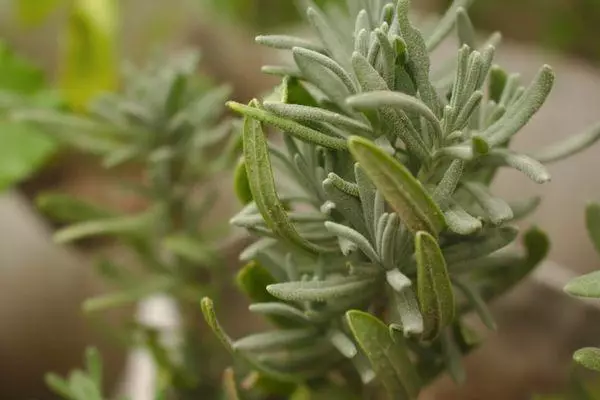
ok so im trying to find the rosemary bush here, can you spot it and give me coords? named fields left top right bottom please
left=23, top=51, right=240, bottom=398
left=202, top=0, right=600, bottom=398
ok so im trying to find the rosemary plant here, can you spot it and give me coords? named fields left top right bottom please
left=565, top=202, right=600, bottom=373
left=25, top=51, right=239, bottom=398
left=202, top=0, right=600, bottom=398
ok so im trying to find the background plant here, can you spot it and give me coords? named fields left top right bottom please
left=202, top=0, right=600, bottom=398
left=21, top=50, right=241, bottom=399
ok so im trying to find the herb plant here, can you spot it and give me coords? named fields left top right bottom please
left=202, top=0, right=600, bottom=398
left=29, top=51, right=240, bottom=399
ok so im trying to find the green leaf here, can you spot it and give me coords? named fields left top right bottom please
left=574, top=348, right=600, bottom=372
left=162, top=235, right=217, bottom=265
left=45, top=373, right=74, bottom=400
left=53, top=210, right=156, bottom=244
left=488, top=65, right=507, bottom=103
left=564, top=271, right=600, bottom=299
left=443, top=226, right=518, bottom=265
left=60, top=0, right=119, bottom=111
left=69, top=371, right=102, bottom=400
left=36, top=193, right=114, bottom=223
left=453, top=279, right=497, bottom=330
left=16, top=0, right=66, bottom=26
left=83, top=277, right=176, bottom=313
left=416, top=231, right=455, bottom=341
left=346, top=310, right=421, bottom=399
left=348, top=136, right=446, bottom=235
left=279, top=76, right=319, bottom=106
left=324, top=221, right=379, bottom=263
left=440, top=331, right=466, bottom=384
left=531, top=122, right=600, bottom=164
left=239, top=108, right=332, bottom=254
left=233, top=157, right=253, bottom=205
left=236, top=262, right=279, bottom=303
left=233, top=328, right=318, bottom=352
left=461, top=182, right=513, bottom=225
left=84, top=348, right=103, bottom=388
left=0, top=121, right=57, bottom=191
left=486, top=149, right=551, bottom=184
left=201, top=297, right=235, bottom=353
left=267, top=275, right=377, bottom=302
left=586, top=202, right=600, bottom=255
left=256, top=35, right=325, bottom=53
left=229, top=101, right=348, bottom=151
left=426, top=0, right=475, bottom=51
left=391, top=287, right=424, bottom=337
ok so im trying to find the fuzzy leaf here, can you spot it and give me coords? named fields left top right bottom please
left=488, top=65, right=507, bottom=103
left=346, top=310, right=421, bottom=399
left=426, top=0, right=475, bottom=51
left=486, top=149, right=551, bottom=184
left=256, top=35, right=325, bottom=53
left=163, top=235, right=217, bottom=265
left=392, top=288, right=424, bottom=337
left=443, top=226, right=518, bottom=265
left=348, top=136, right=446, bottom=235
left=416, top=231, right=455, bottom=341
left=456, top=7, right=476, bottom=48
left=433, top=160, right=464, bottom=207
left=565, top=271, right=600, bottom=299
left=240, top=109, right=332, bottom=254
left=249, top=303, right=311, bottom=325
left=234, top=329, right=318, bottom=352
left=444, top=201, right=482, bottom=236
left=462, top=182, right=513, bottom=225
left=236, top=262, right=279, bottom=304
left=267, top=275, right=377, bottom=302
left=229, top=101, right=348, bottom=150
left=573, top=348, right=600, bottom=372
left=531, top=122, right=600, bottom=164
left=325, top=221, right=379, bottom=263
left=485, top=65, right=554, bottom=146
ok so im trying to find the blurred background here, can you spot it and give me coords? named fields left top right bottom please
left=1, top=0, right=600, bottom=399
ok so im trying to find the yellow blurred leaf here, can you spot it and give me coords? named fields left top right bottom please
left=16, top=0, right=67, bottom=27
left=59, top=0, right=118, bottom=111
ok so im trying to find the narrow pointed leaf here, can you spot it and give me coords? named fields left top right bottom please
left=565, top=271, right=600, bottom=299
left=234, top=329, right=318, bottom=352
left=346, top=310, right=421, bottom=399
left=444, top=226, right=518, bottom=264
left=267, top=275, right=377, bottom=302
left=163, top=235, right=217, bottom=265
left=325, top=221, right=379, bottom=263
left=392, top=287, right=424, bottom=336
left=426, top=0, right=475, bottom=51
left=444, top=201, right=482, bottom=235
left=462, top=182, right=513, bottom=225
left=486, top=149, right=551, bottom=184
left=586, top=202, right=600, bottom=255
left=234, top=158, right=253, bottom=205
left=531, top=122, right=600, bottom=163
left=228, top=102, right=348, bottom=151
left=441, top=331, right=466, bottom=384
left=256, top=35, right=325, bottom=53
left=222, top=368, right=241, bottom=400
left=349, top=136, right=446, bottom=235
left=240, top=109, right=333, bottom=255
left=453, top=279, right=497, bottom=330
left=249, top=303, right=310, bottom=325
left=416, top=231, right=455, bottom=341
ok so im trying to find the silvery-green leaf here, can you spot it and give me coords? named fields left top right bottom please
left=453, top=90, right=483, bottom=131
left=262, top=65, right=303, bottom=78
left=456, top=7, right=475, bottom=48
left=85, top=348, right=102, bottom=389
left=348, top=136, right=446, bottom=235
left=433, top=160, right=464, bottom=207
left=323, top=178, right=369, bottom=235
left=256, top=35, right=325, bottom=53
left=240, top=111, right=333, bottom=255
left=239, top=238, right=278, bottom=261
left=416, top=231, right=455, bottom=341
left=248, top=303, right=311, bottom=325
left=440, top=331, right=466, bottom=384
left=374, top=28, right=396, bottom=88
left=564, top=271, right=600, bottom=299
left=461, top=182, right=513, bottom=225
left=531, top=122, right=600, bottom=164
left=347, top=91, right=443, bottom=140
left=267, top=275, right=377, bottom=302
left=292, top=47, right=358, bottom=95
left=381, top=214, right=400, bottom=268
left=162, top=234, right=218, bottom=265
left=228, top=101, right=348, bottom=151
left=352, top=51, right=388, bottom=91
left=509, top=196, right=541, bottom=220
left=355, top=9, right=371, bottom=37
left=397, top=0, right=441, bottom=116
left=485, top=65, right=554, bottom=146
left=386, top=269, right=411, bottom=292
left=586, top=202, right=600, bottom=255
left=391, top=286, right=424, bottom=337
left=327, top=329, right=358, bottom=358
left=233, top=328, right=318, bottom=352
left=453, top=278, right=497, bottom=330
left=325, top=221, right=380, bottom=263
left=256, top=340, right=337, bottom=374
left=435, top=145, right=473, bottom=161
left=486, top=149, right=551, bottom=184
left=573, top=348, right=600, bottom=372
left=443, top=226, right=518, bottom=264
left=444, top=201, right=482, bottom=235
left=346, top=310, right=421, bottom=399
left=306, top=7, right=352, bottom=71
left=293, top=50, right=352, bottom=110
left=355, top=28, right=369, bottom=57
left=426, top=0, right=475, bottom=51
left=355, top=163, right=378, bottom=242
left=264, top=102, right=371, bottom=136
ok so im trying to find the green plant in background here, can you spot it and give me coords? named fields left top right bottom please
left=565, top=203, right=600, bottom=372
left=0, top=41, right=64, bottom=191
left=26, top=50, right=240, bottom=398
left=201, top=0, right=600, bottom=398
left=46, top=347, right=126, bottom=400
